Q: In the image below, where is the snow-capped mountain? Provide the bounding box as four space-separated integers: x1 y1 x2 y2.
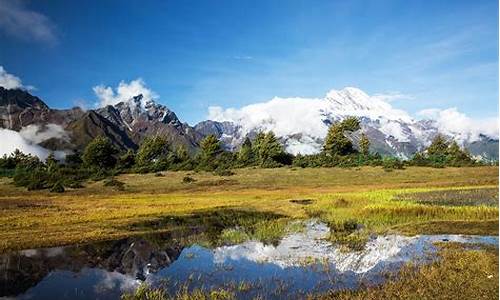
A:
1 86 497 160
198 87 499 160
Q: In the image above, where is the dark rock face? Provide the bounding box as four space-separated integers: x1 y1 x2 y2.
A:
95 95 203 152
0 88 202 153
0 87 83 131
194 120 242 151
465 135 499 160
66 110 137 150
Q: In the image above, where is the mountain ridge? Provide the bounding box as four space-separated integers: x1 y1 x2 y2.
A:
0 86 497 160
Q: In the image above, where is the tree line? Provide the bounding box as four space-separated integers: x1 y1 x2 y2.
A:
0 117 488 192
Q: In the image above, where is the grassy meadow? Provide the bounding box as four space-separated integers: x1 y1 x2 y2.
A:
0 166 497 253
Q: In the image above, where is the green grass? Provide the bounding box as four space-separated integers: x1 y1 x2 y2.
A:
395 187 498 207
0 166 497 253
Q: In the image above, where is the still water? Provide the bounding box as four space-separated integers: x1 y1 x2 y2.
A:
1 221 497 299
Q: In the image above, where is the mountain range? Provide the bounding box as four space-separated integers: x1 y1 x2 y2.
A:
0 86 497 160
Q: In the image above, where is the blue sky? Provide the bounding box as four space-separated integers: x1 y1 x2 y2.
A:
0 0 498 124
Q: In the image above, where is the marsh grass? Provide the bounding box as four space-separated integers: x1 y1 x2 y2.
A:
122 284 237 300
395 187 499 207
219 228 250 244
326 219 369 251
321 243 499 300
220 218 305 245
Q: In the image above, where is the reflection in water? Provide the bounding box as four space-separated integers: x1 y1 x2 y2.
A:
1 233 183 298
1 221 498 300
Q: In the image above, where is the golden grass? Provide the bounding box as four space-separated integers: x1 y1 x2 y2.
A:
323 243 499 300
0 166 497 253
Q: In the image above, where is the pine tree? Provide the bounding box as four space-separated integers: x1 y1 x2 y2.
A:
258 132 284 167
200 135 222 160
175 145 189 162
45 152 58 173
118 150 136 169
323 117 361 156
136 136 170 167
237 137 254 166
426 134 449 156
359 133 370 156
82 136 117 170
198 134 222 171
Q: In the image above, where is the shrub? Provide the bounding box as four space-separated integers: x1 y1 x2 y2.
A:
27 180 45 191
67 181 84 189
182 176 196 183
82 136 118 170
382 158 405 171
103 178 125 190
214 168 235 176
50 181 65 193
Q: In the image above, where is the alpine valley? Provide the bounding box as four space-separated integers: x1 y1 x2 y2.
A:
0 86 497 160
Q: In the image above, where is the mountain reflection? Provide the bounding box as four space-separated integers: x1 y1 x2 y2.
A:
0 233 183 297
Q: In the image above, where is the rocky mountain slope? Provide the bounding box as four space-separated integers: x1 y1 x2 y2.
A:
0 87 202 153
0 86 497 160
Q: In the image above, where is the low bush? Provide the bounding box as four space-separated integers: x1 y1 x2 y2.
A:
182 176 196 183
382 158 405 171
214 168 235 176
50 181 65 193
103 178 125 190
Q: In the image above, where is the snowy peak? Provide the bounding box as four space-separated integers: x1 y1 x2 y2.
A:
112 94 181 127
324 87 411 122
326 87 372 110
202 87 498 159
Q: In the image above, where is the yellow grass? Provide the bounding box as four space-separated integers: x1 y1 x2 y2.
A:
0 166 497 253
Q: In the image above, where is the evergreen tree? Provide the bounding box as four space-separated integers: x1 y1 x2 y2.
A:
258 132 284 167
359 133 370 156
118 150 136 169
82 136 117 170
45 152 58 173
175 145 190 162
323 117 361 156
426 134 449 156
199 134 222 170
412 134 474 167
237 137 254 166
200 135 222 160
340 116 361 132
136 136 170 167
252 132 266 153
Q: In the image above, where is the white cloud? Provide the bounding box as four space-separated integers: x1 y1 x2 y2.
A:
372 91 414 103
0 124 68 160
208 87 417 154
0 128 50 159
417 107 498 142
0 65 35 90
19 124 69 144
0 65 23 89
93 78 158 107
209 96 328 139
208 87 498 154
0 0 57 44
